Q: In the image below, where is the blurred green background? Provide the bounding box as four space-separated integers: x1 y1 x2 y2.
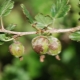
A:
0 0 80 80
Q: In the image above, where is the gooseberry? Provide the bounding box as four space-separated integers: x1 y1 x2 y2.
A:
48 36 61 56
32 36 49 55
9 41 25 60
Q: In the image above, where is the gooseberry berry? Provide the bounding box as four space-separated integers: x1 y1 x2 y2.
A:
9 41 25 61
32 36 49 55
48 36 61 56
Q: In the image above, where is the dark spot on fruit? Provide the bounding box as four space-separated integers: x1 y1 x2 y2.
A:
34 45 43 54
49 43 58 50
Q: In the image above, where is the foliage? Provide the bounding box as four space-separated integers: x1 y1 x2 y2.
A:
34 13 53 29
21 4 33 23
0 0 80 80
51 0 71 18
0 0 14 17
69 31 80 41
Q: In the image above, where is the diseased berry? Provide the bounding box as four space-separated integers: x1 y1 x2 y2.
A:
9 41 25 61
32 36 49 55
48 36 61 56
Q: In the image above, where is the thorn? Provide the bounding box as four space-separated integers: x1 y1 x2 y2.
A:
55 55 60 61
40 55 45 62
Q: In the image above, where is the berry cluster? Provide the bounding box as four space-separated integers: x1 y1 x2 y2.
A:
9 35 61 62
32 36 61 62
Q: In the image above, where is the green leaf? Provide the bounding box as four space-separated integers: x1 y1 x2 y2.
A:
34 13 53 29
21 4 33 23
0 34 13 42
6 24 16 30
0 0 14 17
69 31 80 41
51 0 71 18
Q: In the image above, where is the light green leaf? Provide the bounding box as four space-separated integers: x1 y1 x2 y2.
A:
69 31 80 41
21 4 33 23
51 0 71 18
6 24 16 30
0 0 14 17
34 13 53 29
0 34 13 42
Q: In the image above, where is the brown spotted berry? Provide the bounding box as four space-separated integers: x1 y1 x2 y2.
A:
32 36 49 54
48 36 61 56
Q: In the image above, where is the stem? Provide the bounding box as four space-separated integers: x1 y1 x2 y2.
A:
0 17 4 30
0 26 80 36
0 29 36 36
47 26 80 33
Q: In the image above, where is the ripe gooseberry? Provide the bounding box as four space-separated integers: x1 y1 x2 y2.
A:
48 36 61 59
32 36 49 55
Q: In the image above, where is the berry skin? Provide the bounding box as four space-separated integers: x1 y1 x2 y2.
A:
32 36 49 55
48 36 61 56
9 41 25 60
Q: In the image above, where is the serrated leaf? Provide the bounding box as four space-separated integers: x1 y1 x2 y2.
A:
51 0 71 18
21 4 33 23
6 24 16 30
0 0 14 17
69 31 80 41
34 13 53 29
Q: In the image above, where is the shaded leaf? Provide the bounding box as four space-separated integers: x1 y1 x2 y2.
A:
69 31 80 41
34 13 53 29
51 0 71 18
0 0 14 17
21 4 33 23
0 34 13 42
6 24 16 30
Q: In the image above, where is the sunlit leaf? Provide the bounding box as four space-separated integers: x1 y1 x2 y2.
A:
69 31 80 41
21 4 33 23
6 24 16 30
34 13 53 29
51 0 71 18
0 0 14 17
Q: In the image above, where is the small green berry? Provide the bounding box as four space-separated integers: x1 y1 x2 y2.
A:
9 41 25 60
32 36 49 55
48 36 61 56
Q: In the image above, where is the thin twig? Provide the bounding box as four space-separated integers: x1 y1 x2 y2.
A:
0 26 80 36
0 29 36 36
47 26 80 33
0 17 4 30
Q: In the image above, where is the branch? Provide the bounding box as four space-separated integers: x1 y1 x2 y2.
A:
0 26 80 36
47 26 80 33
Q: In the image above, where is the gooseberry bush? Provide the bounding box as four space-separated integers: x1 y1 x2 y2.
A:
0 0 80 62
